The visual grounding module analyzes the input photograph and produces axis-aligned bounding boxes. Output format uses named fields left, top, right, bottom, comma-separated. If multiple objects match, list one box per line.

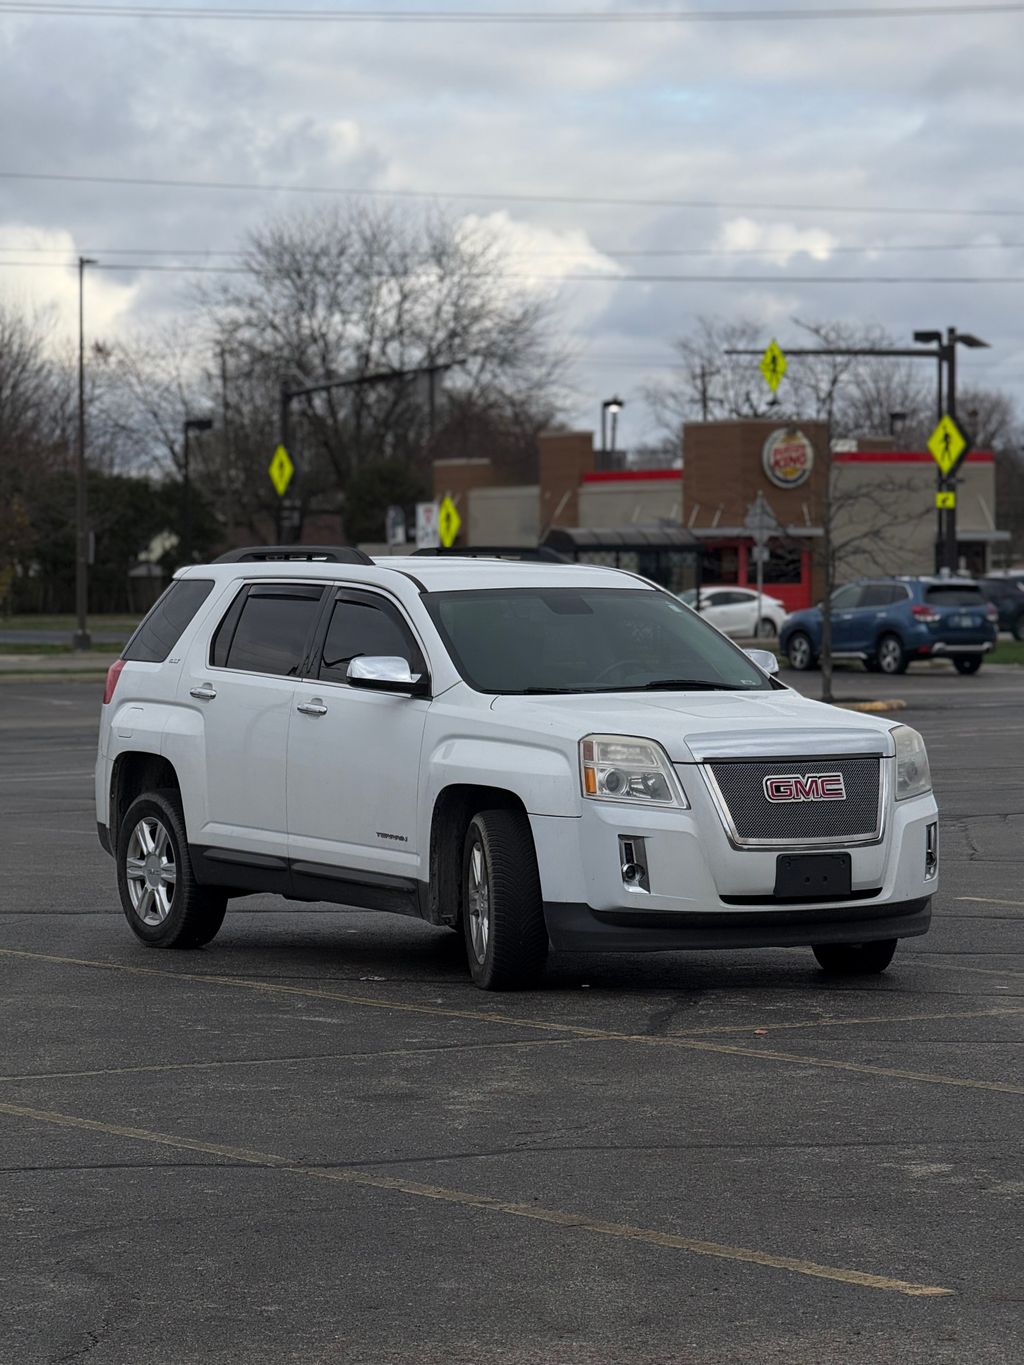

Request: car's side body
left=680, top=586, right=787, bottom=639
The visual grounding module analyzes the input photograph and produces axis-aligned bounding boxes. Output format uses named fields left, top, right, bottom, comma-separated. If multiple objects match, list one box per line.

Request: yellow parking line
left=0, top=1036, right=596, bottom=1085
left=0, top=1098, right=952, bottom=1297
left=673, top=1005, right=1024, bottom=1038
left=2, top=948, right=1021, bottom=1097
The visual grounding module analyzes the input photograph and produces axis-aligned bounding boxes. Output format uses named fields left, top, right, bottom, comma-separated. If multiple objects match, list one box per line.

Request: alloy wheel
left=466, top=837, right=491, bottom=965
left=125, top=817, right=176, bottom=926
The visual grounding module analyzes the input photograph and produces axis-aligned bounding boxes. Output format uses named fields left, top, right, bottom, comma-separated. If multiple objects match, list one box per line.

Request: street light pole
left=601, top=396, right=624, bottom=465
left=73, top=256, right=97, bottom=652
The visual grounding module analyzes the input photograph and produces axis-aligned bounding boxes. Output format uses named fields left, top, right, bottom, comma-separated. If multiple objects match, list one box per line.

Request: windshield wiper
left=633, top=679, right=752, bottom=691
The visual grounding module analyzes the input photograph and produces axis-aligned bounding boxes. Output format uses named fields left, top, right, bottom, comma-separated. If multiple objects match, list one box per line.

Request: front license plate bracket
left=774, top=852, right=852, bottom=899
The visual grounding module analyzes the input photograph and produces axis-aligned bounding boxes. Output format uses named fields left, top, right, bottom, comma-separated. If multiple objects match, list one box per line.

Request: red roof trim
left=833, top=450, right=993, bottom=464
left=582, top=469, right=683, bottom=483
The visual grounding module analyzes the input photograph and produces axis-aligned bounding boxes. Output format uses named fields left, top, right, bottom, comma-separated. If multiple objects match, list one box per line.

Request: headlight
left=580, top=734, right=688, bottom=808
left=893, top=725, right=932, bottom=801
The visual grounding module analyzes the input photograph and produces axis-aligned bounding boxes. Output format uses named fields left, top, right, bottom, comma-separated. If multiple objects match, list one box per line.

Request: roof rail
left=213, top=545, right=374, bottom=565
left=410, top=546, right=568, bottom=563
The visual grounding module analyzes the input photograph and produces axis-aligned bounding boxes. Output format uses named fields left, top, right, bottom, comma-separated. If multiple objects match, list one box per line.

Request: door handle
left=296, top=699, right=328, bottom=717
left=189, top=685, right=217, bottom=701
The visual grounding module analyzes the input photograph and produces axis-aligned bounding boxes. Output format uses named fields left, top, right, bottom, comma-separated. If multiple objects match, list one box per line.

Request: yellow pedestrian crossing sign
left=927, top=415, right=967, bottom=477
left=438, top=494, right=461, bottom=548
left=268, top=444, right=294, bottom=498
left=759, top=339, right=788, bottom=393
left=936, top=489, right=956, bottom=510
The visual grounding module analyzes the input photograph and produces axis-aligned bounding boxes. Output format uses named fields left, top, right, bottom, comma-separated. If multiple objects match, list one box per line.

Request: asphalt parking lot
left=1, top=671, right=1022, bottom=1364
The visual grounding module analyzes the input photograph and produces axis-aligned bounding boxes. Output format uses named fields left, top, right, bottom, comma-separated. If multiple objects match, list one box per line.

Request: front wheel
left=812, top=939, right=897, bottom=976
left=462, top=809, right=548, bottom=991
left=786, top=631, right=815, bottom=671
left=953, top=656, right=982, bottom=675
left=117, top=791, right=227, bottom=948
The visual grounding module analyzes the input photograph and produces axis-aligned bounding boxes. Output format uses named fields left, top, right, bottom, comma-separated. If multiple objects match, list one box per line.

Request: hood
left=490, top=686, right=895, bottom=762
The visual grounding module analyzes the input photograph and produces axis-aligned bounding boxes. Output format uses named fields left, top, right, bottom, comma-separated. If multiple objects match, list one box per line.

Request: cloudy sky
left=1, top=0, right=1022, bottom=444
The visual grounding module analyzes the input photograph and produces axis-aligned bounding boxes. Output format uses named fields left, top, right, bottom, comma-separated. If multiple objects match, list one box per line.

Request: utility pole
left=73, top=256, right=97, bottom=652
left=182, top=417, right=214, bottom=564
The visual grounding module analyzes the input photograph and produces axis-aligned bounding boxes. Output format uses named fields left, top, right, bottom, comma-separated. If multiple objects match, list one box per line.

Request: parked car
left=977, top=576, right=1024, bottom=640
left=679, top=586, right=787, bottom=638
left=96, top=546, right=937, bottom=989
left=780, top=576, right=998, bottom=676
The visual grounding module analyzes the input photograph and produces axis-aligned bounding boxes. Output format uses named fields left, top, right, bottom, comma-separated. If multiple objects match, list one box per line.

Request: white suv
left=96, top=546, right=938, bottom=990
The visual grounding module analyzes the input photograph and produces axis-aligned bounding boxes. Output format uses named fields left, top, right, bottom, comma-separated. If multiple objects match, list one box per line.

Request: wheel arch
left=425, top=783, right=532, bottom=927
left=110, top=751, right=182, bottom=845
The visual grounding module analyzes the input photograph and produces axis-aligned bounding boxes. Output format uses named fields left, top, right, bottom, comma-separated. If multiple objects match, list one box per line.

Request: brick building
left=430, top=419, right=1008, bottom=610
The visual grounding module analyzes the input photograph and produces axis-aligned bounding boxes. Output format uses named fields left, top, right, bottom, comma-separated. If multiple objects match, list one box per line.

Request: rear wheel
left=462, top=809, right=548, bottom=991
left=756, top=617, right=777, bottom=639
left=812, top=939, right=897, bottom=976
left=1013, top=613, right=1024, bottom=642
left=117, top=791, right=227, bottom=948
left=876, top=633, right=907, bottom=675
left=953, top=655, right=982, bottom=675
left=786, top=632, right=815, bottom=671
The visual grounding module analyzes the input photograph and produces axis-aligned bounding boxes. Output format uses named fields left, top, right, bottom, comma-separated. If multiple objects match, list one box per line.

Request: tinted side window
left=831, top=585, right=862, bottom=610
left=222, top=589, right=324, bottom=677
left=319, top=597, right=423, bottom=684
left=924, top=585, right=985, bottom=608
left=860, top=583, right=896, bottom=608
left=123, top=579, right=214, bottom=663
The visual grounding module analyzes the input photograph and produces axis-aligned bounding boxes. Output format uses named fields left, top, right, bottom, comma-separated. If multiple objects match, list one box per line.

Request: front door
left=287, top=589, right=431, bottom=889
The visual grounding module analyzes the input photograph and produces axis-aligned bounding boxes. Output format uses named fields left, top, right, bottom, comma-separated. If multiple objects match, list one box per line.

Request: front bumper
left=529, top=778, right=938, bottom=954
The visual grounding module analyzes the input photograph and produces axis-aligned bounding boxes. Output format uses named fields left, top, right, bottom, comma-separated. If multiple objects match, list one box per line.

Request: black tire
left=786, top=631, right=815, bottom=672
left=876, top=633, right=908, bottom=676
left=461, top=809, right=548, bottom=991
left=756, top=618, right=777, bottom=639
left=812, top=939, right=898, bottom=976
left=864, top=656, right=882, bottom=673
left=1013, top=613, right=1024, bottom=642
left=953, top=655, right=983, bottom=674
left=116, top=790, right=227, bottom=949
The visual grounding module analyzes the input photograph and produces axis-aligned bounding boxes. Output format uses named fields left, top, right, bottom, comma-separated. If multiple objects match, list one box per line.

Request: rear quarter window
left=122, top=579, right=215, bottom=663
left=923, top=586, right=984, bottom=607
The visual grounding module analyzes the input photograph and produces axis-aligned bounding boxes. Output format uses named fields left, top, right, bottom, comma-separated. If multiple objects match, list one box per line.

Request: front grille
left=704, top=757, right=882, bottom=846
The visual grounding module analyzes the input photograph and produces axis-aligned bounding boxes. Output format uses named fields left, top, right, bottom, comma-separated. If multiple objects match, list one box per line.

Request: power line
left=4, top=239, right=1024, bottom=259
left=5, top=257, right=1024, bottom=284
left=1, top=168, right=1023, bottom=219
left=0, top=2, right=1020, bottom=22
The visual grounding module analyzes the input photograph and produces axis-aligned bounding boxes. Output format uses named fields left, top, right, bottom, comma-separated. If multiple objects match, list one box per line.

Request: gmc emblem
left=763, top=772, right=847, bottom=803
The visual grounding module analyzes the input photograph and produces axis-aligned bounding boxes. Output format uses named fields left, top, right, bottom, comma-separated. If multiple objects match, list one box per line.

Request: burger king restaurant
left=430, top=418, right=1006, bottom=608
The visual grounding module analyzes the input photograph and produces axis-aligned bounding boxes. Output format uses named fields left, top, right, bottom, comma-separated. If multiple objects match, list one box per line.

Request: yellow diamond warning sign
left=759, top=339, right=788, bottom=393
left=268, top=444, right=294, bottom=498
left=927, top=415, right=967, bottom=477
left=438, top=495, right=461, bottom=548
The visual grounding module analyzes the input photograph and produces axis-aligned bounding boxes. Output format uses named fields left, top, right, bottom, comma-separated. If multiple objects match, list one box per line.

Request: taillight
left=911, top=605, right=940, bottom=625
left=103, top=659, right=126, bottom=705
left=985, top=603, right=999, bottom=623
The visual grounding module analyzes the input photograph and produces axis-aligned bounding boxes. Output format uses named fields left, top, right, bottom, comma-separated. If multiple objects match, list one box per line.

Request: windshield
left=424, top=587, right=773, bottom=695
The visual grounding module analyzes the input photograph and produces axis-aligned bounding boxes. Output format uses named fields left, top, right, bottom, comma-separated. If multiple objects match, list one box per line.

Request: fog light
left=925, top=822, right=938, bottom=879
left=618, top=836, right=650, bottom=893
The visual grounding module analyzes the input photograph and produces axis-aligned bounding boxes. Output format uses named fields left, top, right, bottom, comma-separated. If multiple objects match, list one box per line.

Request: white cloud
left=713, top=217, right=838, bottom=267
left=0, top=225, right=138, bottom=345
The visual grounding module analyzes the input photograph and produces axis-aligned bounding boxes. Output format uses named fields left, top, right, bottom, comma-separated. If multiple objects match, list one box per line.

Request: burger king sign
left=762, top=428, right=814, bottom=490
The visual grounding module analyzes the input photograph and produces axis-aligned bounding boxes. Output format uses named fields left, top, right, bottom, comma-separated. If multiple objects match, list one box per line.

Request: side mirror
left=744, top=648, right=780, bottom=676
left=347, top=656, right=428, bottom=697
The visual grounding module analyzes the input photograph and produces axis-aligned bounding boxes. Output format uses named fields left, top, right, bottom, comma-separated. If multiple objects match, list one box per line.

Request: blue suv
left=780, top=577, right=998, bottom=676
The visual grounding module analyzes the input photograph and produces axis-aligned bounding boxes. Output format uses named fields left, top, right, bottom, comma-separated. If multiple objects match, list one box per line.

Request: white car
left=96, top=547, right=938, bottom=990
left=679, top=586, right=788, bottom=639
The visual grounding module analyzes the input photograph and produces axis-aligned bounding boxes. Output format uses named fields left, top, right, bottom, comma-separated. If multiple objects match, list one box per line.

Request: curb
left=834, top=699, right=907, bottom=714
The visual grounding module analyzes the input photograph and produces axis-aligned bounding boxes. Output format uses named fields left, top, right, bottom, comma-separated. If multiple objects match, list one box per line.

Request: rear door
left=287, top=588, right=431, bottom=890
left=185, top=581, right=326, bottom=863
